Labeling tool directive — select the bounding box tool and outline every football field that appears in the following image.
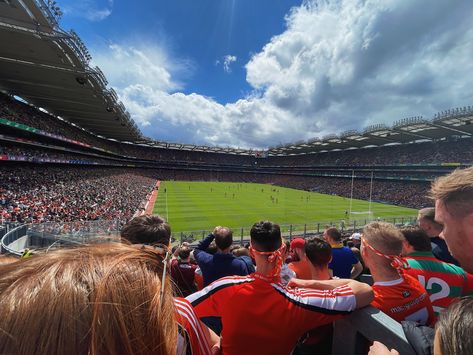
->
[153,181,417,234]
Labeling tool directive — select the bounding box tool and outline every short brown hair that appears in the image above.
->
[0,243,177,354]
[215,227,233,250]
[431,166,473,217]
[363,222,404,255]
[121,214,171,245]
[305,237,332,268]
[401,226,432,252]
[325,227,342,242]
[418,207,443,229]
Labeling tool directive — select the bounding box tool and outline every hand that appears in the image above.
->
[368,341,399,355]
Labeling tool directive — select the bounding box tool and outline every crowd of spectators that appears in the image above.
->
[0,166,157,224]
[1,163,473,355]
[4,92,473,168]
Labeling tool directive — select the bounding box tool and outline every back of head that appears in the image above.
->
[401,226,432,252]
[363,222,404,255]
[233,247,250,258]
[436,297,473,355]
[0,243,177,355]
[120,214,171,245]
[325,227,342,243]
[214,227,233,251]
[305,237,332,268]
[178,246,191,260]
[418,207,442,231]
[250,221,281,252]
[431,166,473,217]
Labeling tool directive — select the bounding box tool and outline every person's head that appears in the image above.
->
[0,243,177,355]
[324,227,342,244]
[250,221,284,277]
[120,214,171,246]
[361,222,405,270]
[178,246,191,261]
[250,221,282,252]
[213,226,233,252]
[305,237,332,269]
[290,237,306,259]
[431,167,473,273]
[400,226,432,255]
[434,297,473,355]
[417,207,443,237]
[232,247,250,258]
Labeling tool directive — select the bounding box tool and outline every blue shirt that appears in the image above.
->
[329,245,358,278]
[194,234,249,286]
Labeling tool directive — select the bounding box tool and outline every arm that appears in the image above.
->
[199,320,221,355]
[193,234,215,263]
[351,261,363,279]
[288,278,374,309]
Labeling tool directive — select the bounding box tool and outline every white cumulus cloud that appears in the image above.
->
[91,0,473,148]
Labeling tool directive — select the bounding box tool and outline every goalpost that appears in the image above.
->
[348,171,375,221]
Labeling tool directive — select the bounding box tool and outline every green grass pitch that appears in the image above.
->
[153,181,417,235]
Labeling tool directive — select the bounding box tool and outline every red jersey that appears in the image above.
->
[371,274,435,325]
[187,274,356,355]
[405,252,473,315]
[174,298,212,355]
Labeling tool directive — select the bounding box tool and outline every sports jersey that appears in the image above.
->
[329,245,358,278]
[187,274,356,355]
[404,251,473,315]
[371,274,435,326]
[174,298,212,355]
[171,259,197,297]
[288,259,312,280]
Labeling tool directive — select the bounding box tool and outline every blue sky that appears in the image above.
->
[56,0,473,148]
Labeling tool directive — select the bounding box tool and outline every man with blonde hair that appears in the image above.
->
[361,222,434,325]
[431,166,473,273]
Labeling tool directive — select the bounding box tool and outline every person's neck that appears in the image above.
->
[310,265,331,280]
[255,260,275,276]
[370,265,401,283]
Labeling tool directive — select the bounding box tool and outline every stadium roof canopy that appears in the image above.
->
[0,0,141,141]
[0,2,472,156]
[267,109,473,156]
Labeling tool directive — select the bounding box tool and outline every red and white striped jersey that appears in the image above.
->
[187,274,356,355]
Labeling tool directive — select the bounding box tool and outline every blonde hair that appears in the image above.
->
[0,243,177,354]
[431,166,473,217]
[363,222,404,255]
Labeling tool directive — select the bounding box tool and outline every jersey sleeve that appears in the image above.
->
[174,298,213,355]
[463,272,473,296]
[275,284,356,331]
[186,276,253,318]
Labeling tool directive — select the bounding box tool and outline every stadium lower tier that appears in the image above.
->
[0,164,430,225]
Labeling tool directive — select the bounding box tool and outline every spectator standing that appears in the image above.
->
[120,214,171,246]
[401,226,473,315]
[193,226,248,287]
[170,246,197,297]
[417,207,459,265]
[362,222,435,325]
[324,227,363,279]
[188,221,374,355]
[431,167,473,274]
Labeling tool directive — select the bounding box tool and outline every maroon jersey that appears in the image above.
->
[171,259,197,297]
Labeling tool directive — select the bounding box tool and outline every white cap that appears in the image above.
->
[350,233,361,240]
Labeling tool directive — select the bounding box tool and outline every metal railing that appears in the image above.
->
[179,216,417,245]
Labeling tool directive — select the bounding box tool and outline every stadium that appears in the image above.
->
[1,1,473,355]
